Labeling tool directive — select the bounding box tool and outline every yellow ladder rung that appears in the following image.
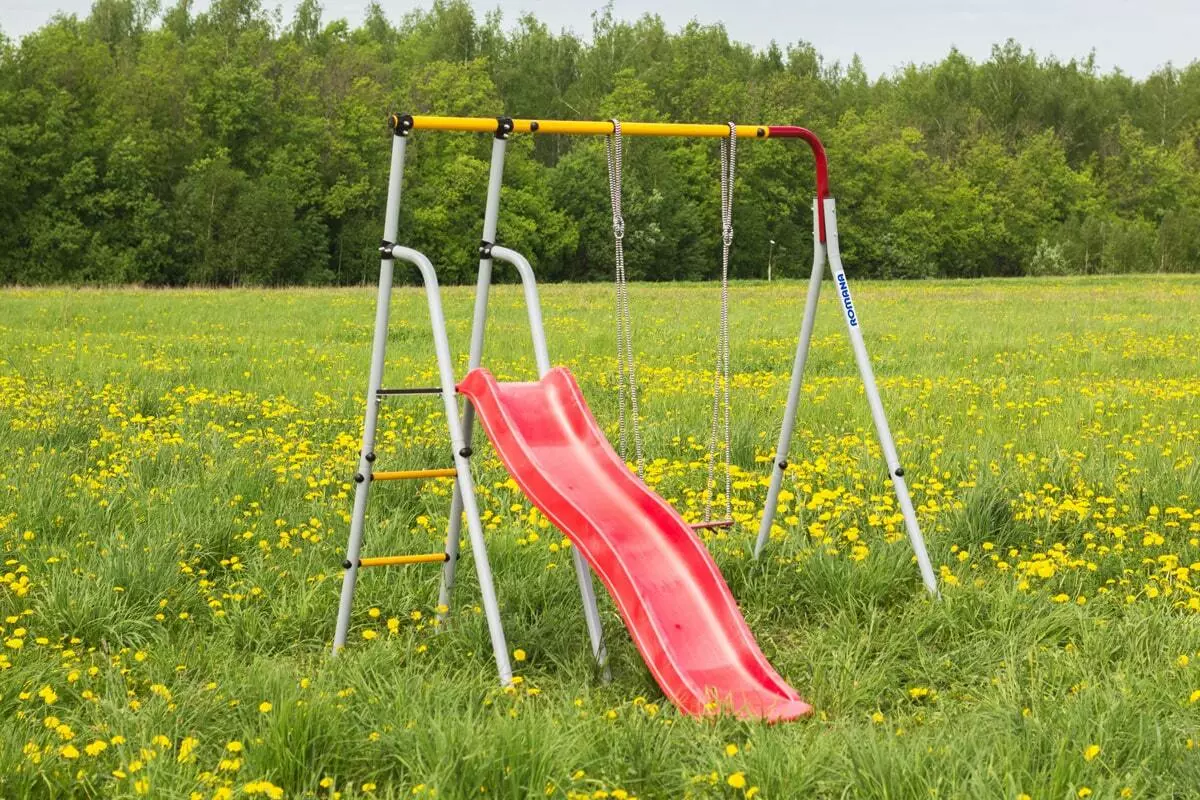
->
[372,468,457,481]
[354,553,450,568]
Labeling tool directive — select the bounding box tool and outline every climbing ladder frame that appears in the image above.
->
[332,114,938,685]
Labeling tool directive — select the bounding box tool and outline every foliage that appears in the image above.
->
[1,1,1200,284]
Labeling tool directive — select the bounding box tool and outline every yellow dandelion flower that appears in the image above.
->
[1083,744,1101,761]
[259,701,273,713]
[178,736,198,763]
[727,772,747,789]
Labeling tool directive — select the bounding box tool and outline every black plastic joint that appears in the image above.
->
[892,467,905,478]
[756,127,766,137]
[342,559,354,569]
[495,116,515,139]
[379,240,395,259]
[353,472,366,484]
[777,460,788,471]
[478,240,493,259]
[365,452,376,463]
[390,113,414,137]
[459,447,473,458]
[529,120,540,132]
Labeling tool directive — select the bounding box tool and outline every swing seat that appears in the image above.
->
[689,520,735,531]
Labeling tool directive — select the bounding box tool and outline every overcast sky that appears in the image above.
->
[2,0,1196,78]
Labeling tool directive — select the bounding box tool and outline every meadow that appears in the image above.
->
[1,275,1199,799]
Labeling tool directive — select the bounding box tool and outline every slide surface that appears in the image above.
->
[458,367,811,721]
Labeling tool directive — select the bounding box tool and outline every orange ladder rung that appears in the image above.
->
[346,553,451,568]
[372,468,458,481]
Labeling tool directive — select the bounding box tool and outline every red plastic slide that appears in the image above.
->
[458,367,811,721]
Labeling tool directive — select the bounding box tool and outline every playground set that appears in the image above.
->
[332,114,938,722]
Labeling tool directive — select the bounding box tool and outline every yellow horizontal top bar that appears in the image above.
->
[359,553,449,567]
[407,115,771,139]
[372,468,458,481]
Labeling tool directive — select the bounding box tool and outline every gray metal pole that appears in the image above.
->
[754,201,825,559]
[389,244,514,684]
[493,246,608,674]
[821,198,939,596]
[438,135,507,620]
[333,133,408,653]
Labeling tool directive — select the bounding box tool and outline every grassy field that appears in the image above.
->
[2,276,1199,799]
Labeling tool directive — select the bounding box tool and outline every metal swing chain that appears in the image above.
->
[705,122,736,523]
[606,120,645,479]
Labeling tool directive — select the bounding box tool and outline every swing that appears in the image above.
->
[605,120,737,531]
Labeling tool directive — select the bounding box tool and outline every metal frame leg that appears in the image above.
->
[755,200,825,559]
[821,199,938,595]
[333,133,408,653]
[436,137,608,674]
[437,137,506,620]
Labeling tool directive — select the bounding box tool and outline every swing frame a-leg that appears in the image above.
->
[753,197,939,596]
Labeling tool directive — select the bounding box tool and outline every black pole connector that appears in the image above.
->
[342,559,354,569]
[379,240,395,259]
[777,460,788,471]
[893,467,905,478]
[354,473,366,483]
[478,240,493,259]
[495,116,515,139]
[390,113,414,137]
[756,127,767,137]
[529,120,540,132]
[459,447,473,458]
[365,452,376,463]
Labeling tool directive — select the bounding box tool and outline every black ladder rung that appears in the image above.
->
[376,387,444,396]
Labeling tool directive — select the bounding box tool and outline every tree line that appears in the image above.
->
[2,0,1199,285]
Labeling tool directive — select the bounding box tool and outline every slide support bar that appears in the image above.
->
[492,245,609,674]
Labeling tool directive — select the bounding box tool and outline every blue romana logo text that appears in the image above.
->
[837,273,858,327]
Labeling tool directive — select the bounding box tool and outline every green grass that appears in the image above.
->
[1,275,1199,799]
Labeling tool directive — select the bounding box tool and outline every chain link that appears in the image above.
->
[606,120,645,479]
[705,123,736,523]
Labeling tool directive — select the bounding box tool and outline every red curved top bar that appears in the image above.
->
[767,126,829,241]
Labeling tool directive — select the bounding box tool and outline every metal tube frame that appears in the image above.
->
[339,115,937,679]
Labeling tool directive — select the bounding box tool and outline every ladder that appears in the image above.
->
[331,117,608,685]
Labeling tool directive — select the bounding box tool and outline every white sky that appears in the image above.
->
[2,0,1196,77]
